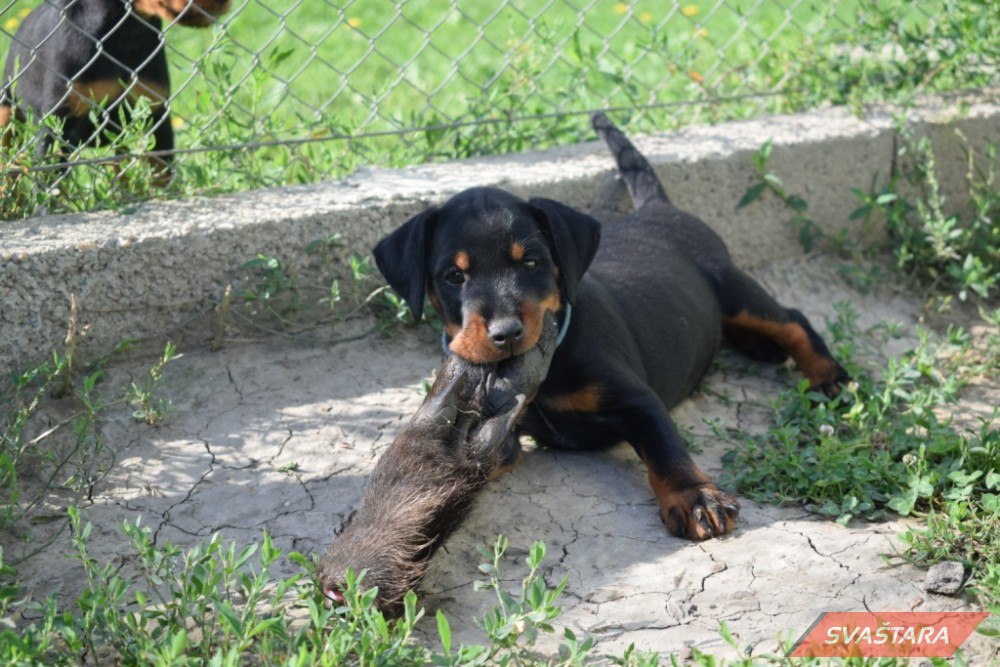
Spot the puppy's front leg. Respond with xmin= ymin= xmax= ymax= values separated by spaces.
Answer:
xmin=611 ymin=385 xmax=740 ymax=540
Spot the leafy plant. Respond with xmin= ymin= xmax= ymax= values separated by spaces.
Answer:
xmin=126 ymin=342 xmax=179 ymax=425
xmin=854 ymin=129 xmax=999 ymax=304
xmin=722 ymin=302 xmax=997 ymax=522
xmin=721 ymin=300 xmax=998 ymax=599
xmin=474 ymin=536 xmax=580 ymax=658
xmin=0 ymin=85 xmax=164 ymax=220
xmin=0 ymin=353 xmax=109 ymax=539
xmin=897 ymin=481 xmax=1000 ymax=604
xmin=3 ymin=0 xmax=995 ymax=221
xmin=1 ymin=518 xmax=602 ymax=666
xmin=737 ymin=139 xmax=828 ymax=252
xmin=238 ymin=254 xmax=296 ymax=305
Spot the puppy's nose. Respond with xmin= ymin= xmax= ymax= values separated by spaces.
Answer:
xmin=489 ymin=318 xmax=524 ymax=348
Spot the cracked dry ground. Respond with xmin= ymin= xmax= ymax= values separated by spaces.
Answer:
xmin=9 ymin=255 xmax=998 ymax=663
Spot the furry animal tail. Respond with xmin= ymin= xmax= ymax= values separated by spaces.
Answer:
xmin=591 ymin=111 xmax=670 ymax=209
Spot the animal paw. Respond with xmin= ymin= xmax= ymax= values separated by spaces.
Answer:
xmin=809 ymin=362 xmax=851 ymax=399
xmin=658 ymin=483 xmax=740 ymax=541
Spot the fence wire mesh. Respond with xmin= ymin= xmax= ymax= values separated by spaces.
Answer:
xmin=0 ymin=0 xmax=994 ymax=220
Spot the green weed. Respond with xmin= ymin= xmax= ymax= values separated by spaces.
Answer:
xmin=0 ymin=353 xmax=108 ymax=539
xmin=0 ymin=520 xmax=596 ymax=666
xmin=721 ymin=302 xmax=998 ymax=588
xmin=1 ymin=337 xmax=180 ymax=552
xmin=737 ymin=139 xmax=830 ymax=252
xmin=898 ymin=493 xmax=1000 ymax=604
xmin=794 ymin=0 xmax=999 ymax=111
xmin=474 ymin=536 xmax=589 ymax=662
xmin=236 ymin=253 xmax=303 ymax=332
xmin=720 ymin=302 xmax=993 ymax=523
xmin=305 ymin=232 xmax=348 ymax=315
xmin=2 ymin=506 xmax=993 ymax=665
xmin=0 ymin=90 xmax=164 ymax=220
xmin=855 ymin=129 xmax=999 ymax=305
xmin=742 ymin=127 xmax=999 ymax=308
xmin=3 ymin=0 xmax=996 ymax=220
xmin=126 ymin=342 xmax=179 ymax=425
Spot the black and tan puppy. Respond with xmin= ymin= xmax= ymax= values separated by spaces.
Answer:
xmin=1 ymin=0 xmax=230 ymax=177
xmin=374 ymin=113 xmax=849 ymax=541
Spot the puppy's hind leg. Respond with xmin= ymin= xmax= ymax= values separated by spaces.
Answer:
xmin=716 ymin=266 xmax=849 ymax=396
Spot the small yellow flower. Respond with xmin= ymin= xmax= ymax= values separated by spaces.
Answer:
xmin=689 ymin=69 xmax=703 ymax=83
xmin=346 ymin=17 xmax=362 ymax=28
xmin=693 ymin=27 xmax=709 ymax=39
xmin=4 ymin=17 xmax=20 ymax=31
xmin=639 ymin=11 xmax=652 ymax=22
xmin=682 ymin=4 xmax=700 ymax=17
xmin=19 ymin=7 xmax=32 ymax=17
xmin=171 ymin=116 xmax=185 ymax=129
xmin=613 ymin=3 xmax=629 ymax=15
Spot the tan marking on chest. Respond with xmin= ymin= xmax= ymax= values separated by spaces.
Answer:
xmin=66 ymin=78 xmax=169 ymax=117
xmin=542 ymin=384 xmax=602 ymax=412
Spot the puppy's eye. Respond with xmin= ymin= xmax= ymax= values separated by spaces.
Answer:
xmin=444 ymin=268 xmax=465 ymax=285
xmin=522 ymin=258 xmax=538 ymax=270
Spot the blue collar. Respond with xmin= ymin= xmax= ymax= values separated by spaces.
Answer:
xmin=440 ymin=303 xmax=572 ymax=357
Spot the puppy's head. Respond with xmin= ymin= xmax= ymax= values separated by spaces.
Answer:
xmin=133 ymin=0 xmax=231 ymax=27
xmin=374 ymin=187 xmax=601 ymax=364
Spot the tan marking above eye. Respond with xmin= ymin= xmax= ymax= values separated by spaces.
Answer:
xmin=454 ymin=251 xmax=470 ymax=272
xmin=511 ymin=242 xmax=525 ymax=262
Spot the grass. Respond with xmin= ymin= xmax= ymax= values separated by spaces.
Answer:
xmin=0 ymin=520 xmax=607 ymax=665
xmin=873 ymin=127 xmax=999 ymax=305
xmin=1 ymin=519 xmax=991 ymax=666
xmin=2 ymin=0 xmax=996 ymax=219
xmin=721 ymin=304 xmax=998 ymax=528
xmin=0 ymin=339 xmax=178 ymax=546
xmin=724 ymin=129 xmax=1000 ymax=615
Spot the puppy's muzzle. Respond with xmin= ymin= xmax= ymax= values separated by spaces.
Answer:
xmin=488 ymin=317 xmax=525 ymax=350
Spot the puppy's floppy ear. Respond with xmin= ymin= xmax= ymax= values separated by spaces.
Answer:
xmin=373 ymin=208 xmax=437 ymax=321
xmin=529 ymin=198 xmax=602 ymax=304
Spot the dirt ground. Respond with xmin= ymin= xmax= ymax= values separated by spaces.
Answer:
xmin=7 ymin=254 xmax=998 ymax=663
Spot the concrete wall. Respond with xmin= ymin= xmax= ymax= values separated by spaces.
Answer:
xmin=1 ymin=90 xmax=998 ymax=374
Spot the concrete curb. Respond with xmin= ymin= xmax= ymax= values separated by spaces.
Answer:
xmin=2 ymin=89 xmax=998 ymax=373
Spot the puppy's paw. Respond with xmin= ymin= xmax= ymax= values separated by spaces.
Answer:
xmin=658 ymin=483 xmax=740 ymax=541
xmin=809 ymin=362 xmax=851 ymax=399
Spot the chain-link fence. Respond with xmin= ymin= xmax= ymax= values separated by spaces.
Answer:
xmin=1 ymin=1 xmax=994 ymax=220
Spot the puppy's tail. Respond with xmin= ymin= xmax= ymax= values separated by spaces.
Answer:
xmin=591 ymin=112 xmax=670 ymax=209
